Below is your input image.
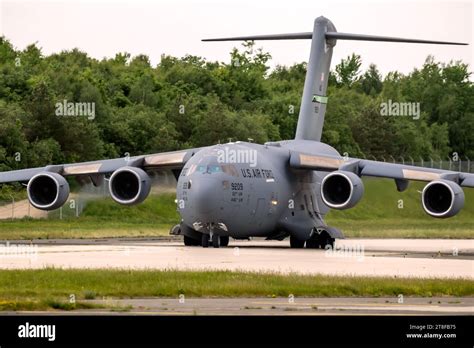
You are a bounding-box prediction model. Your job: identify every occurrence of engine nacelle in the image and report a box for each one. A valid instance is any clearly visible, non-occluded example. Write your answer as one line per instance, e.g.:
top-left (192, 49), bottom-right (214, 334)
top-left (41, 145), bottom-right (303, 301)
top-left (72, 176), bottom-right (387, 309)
top-left (27, 172), bottom-right (70, 210)
top-left (422, 180), bottom-right (464, 218)
top-left (321, 171), bottom-right (364, 210)
top-left (109, 167), bottom-right (151, 205)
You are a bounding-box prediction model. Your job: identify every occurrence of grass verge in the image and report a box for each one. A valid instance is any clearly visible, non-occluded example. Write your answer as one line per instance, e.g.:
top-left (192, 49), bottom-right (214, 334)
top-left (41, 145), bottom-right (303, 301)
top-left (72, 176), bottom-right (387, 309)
top-left (0, 269), bottom-right (472, 311)
top-left (0, 299), bottom-right (104, 311)
top-left (0, 180), bottom-right (473, 240)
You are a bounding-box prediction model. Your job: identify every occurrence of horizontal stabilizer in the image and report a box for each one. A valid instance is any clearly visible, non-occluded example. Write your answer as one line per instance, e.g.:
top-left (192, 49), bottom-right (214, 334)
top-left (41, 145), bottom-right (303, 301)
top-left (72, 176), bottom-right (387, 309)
top-left (326, 32), bottom-right (468, 45)
top-left (203, 32), bottom-right (467, 45)
top-left (202, 32), bottom-right (312, 41)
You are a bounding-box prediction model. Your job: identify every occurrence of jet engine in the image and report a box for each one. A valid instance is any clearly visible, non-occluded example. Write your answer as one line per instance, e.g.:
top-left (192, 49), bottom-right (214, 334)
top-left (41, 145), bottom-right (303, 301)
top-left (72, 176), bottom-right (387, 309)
top-left (422, 180), bottom-right (464, 218)
top-left (321, 171), bottom-right (364, 210)
top-left (27, 172), bottom-right (70, 210)
top-left (109, 167), bottom-right (151, 205)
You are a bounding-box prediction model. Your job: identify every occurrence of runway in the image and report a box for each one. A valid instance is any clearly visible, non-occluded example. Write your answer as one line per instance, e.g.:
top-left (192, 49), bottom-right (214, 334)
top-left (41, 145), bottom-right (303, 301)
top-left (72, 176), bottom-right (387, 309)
top-left (1, 238), bottom-right (473, 279)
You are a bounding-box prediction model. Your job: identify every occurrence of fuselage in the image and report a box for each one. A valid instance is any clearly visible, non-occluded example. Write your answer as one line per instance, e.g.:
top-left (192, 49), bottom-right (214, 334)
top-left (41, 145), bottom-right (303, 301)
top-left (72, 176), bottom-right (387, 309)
top-left (176, 140), bottom-right (341, 240)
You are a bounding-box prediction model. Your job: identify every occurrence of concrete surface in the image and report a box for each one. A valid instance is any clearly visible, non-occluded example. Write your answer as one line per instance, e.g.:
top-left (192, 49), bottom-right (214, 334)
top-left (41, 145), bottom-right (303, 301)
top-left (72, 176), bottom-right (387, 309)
top-left (1, 238), bottom-right (473, 279)
top-left (2, 297), bottom-right (472, 316)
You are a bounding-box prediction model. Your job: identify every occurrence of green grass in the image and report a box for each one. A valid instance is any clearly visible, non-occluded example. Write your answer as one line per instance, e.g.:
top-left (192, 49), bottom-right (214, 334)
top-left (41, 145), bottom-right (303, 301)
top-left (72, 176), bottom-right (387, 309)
top-left (0, 194), bottom-right (178, 239)
top-left (0, 220), bottom-right (172, 240)
top-left (0, 185), bottom-right (28, 205)
top-left (326, 179), bottom-right (474, 238)
top-left (0, 179), bottom-right (473, 239)
top-left (0, 299), bottom-right (104, 311)
top-left (328, 179), bottom-right (474, 220)
top-left (0, 269), bottom-right (472, 311)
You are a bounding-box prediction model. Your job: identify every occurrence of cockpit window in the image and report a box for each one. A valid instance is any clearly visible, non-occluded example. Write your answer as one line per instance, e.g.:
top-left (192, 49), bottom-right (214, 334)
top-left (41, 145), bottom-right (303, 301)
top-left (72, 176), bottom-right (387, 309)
top-left (196, 165), bottom-right (222, 174)
top-left (221, 164), bottom-right (239, 177)
top-left (196, 165), bottom-right (207, 173)
top-left (208, 165), bottom-right (222, 173)
top-left (185, 163), bottom-right (239, 177)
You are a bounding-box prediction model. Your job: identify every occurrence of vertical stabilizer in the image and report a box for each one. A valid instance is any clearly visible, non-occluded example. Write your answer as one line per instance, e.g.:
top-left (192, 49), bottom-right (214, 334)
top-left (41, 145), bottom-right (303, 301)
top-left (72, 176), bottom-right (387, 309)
top-left (294, 16), bottom-right (336, 141)
top-left (203, 17), bottom-right (467, 142)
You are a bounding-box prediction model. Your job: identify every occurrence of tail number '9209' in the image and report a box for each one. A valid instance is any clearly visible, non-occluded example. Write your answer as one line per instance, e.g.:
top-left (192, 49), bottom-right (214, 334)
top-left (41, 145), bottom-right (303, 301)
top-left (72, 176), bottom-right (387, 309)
top-left (231, 182), bottom-right (244, 203)
top-left (231, 183), bottom-right (243, 191)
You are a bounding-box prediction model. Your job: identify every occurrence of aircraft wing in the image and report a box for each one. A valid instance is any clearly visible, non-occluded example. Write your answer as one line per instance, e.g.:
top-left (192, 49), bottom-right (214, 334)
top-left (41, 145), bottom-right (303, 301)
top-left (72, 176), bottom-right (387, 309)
top-left (289, 151), bottom-right (474, 189)
top-left (0, 148), bottom-right (203, 184)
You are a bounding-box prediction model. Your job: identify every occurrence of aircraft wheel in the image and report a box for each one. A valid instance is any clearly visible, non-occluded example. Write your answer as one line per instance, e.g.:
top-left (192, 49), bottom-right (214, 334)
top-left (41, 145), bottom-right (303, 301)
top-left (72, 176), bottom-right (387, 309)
top-left (220, 236), bottom-right (229, 247)
top-left (170, 224), bottom-right (181, 236)
top-left (322, 236), bottom-right (335, 250)
top-left (212, 234), bottom-right (220, 248)
top-left (290, 235), bottom-right (305, 248)
top-left (305, 239), bottom-right (319, 249)
top-left (184, 235), bottom-right (200, 246)
top-left (201, 234), bottom-right (210, 248)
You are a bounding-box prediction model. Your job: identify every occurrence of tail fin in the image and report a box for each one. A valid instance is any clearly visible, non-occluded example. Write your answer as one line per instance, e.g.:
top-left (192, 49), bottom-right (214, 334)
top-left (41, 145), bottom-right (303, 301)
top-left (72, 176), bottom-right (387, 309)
top-left (203, 16), bottom-right (467, 142)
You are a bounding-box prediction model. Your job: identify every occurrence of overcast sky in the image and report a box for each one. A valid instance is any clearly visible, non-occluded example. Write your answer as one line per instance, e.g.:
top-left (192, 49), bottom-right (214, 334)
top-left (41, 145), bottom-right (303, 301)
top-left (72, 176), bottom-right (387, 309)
top-left (1, 0), bottom-right (472, 76)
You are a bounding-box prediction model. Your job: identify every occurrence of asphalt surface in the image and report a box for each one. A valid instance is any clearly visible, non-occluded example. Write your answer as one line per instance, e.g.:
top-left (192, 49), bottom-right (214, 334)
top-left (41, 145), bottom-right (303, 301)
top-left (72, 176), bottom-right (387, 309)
top-left (1, 238), bottom-right (473, 315)
top-left (1, 238), bottom-right (473, 278)
top-left (2, 297), bottom-right (473, 316)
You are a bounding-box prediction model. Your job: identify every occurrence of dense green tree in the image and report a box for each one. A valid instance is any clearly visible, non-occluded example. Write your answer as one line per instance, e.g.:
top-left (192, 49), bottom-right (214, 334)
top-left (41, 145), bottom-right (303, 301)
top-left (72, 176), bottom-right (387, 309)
top-left (0, 101), bottom-right (29, 170)
top-left (0, 36), bottom-right (471, 178)
top-left (359, 64), bottom-right (383, 96)
top-left (334, 53), bottom-right (362, 87)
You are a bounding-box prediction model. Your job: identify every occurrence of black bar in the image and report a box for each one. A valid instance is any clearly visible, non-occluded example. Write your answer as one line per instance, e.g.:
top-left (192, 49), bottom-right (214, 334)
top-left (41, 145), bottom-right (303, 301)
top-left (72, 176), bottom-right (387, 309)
top-left (0, 315), bottom-right (471, 346)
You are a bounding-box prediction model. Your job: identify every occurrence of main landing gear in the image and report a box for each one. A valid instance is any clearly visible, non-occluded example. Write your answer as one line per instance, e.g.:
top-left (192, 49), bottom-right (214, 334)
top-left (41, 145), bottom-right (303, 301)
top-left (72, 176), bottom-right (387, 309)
top-left (290, 231), bottom-right (335, 249)
top-left (290, 235), bottom-right (305, 248)
top-left (201, 234), bottom-right (229, 248)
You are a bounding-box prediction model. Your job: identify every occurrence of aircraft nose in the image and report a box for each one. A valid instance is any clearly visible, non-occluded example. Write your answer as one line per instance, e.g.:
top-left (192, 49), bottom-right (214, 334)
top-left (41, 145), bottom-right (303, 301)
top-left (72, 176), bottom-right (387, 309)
top-left (191, 177), bottom-right (220, 215)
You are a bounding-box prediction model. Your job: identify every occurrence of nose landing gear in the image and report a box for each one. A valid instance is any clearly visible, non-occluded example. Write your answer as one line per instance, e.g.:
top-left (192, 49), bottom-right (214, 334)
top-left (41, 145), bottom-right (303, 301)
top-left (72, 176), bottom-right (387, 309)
top-left (201, 233), bottom-right (210, 248)
top-left (201, 233), bottom-right (230, 248)
top-left (184, 235), bottom-right (201, 246)
top-left (219, 236), bottom-right (229, 247)
top-left (211, 234), bottom-right (220, 248)
top-left (201, 223), bottom-right (230, 248)
top-left (176, 223), bottom-right (231, 248)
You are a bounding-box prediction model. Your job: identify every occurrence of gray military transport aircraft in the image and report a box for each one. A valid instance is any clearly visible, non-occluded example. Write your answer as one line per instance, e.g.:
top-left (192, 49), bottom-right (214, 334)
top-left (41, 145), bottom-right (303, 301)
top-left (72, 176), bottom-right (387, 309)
top-left (0, 16), bottom-right (472, 248)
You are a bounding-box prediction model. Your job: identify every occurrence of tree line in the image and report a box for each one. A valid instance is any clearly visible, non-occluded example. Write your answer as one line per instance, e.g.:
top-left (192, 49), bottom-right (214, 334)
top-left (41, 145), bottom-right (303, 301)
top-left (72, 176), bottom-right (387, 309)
top-left (0, 38), bottom-right (472, 175)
